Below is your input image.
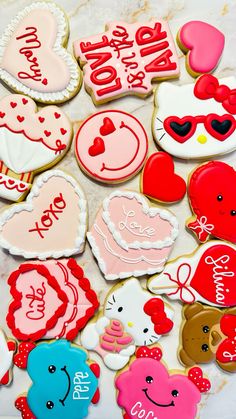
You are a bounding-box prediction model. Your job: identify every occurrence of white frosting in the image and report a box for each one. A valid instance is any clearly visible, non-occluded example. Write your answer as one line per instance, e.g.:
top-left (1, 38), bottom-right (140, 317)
top-left (0, 173), bottom-right (29, 201)
top-left (0, 330), bottom-right (13, 382)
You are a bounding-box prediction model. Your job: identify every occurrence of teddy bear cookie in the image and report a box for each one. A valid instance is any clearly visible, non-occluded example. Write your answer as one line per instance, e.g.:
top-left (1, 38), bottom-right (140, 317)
top-left (14, 340), bottom-right (100, 419)
top-left (0, 329), bottom-right (16, 386)
top-left (7, 259), bottom-right (99, 341)
top-left (87, 190), bottom-right (179, 279)
top-left (115, 345), bottom-right (211, 419)
top-left (81, 278), bottom-right (174, 370)
top-left (153, 74), bottom-right (236, 159)
top-left (0, 94), bottom-right (72, 201)
top-left (179, 302), bottom-right (236, 373)
top-left (75, 110), bottom-right (148, 183)
top-left (0, 2), bottom-right (81, 103)
top-left (186, 161), bottom-right (236, 244)
top-left (148, 241), bottom-right (236, 307)
top-left (73, 21), bottom-right (179, 104)
top-left (0, 169), bottom-right (87, 259)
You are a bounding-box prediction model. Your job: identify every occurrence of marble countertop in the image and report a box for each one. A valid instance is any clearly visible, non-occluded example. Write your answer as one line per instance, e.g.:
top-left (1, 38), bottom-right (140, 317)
top-left (0, 0), bottom-right (236, 418)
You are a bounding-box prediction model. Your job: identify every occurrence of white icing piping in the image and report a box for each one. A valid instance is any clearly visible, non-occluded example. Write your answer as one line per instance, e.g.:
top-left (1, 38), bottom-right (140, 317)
top-left (0, 169), bottom-right (87, 260)
top-left (0, 2), bottom-right (80, 103)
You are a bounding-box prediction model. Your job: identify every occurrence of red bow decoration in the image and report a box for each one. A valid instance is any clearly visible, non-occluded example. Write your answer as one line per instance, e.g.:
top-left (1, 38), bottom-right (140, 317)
top-left (144, 298), bottom-right (173, 335)
top-left (188, 367), bottom-right (211, 393)
top-left (165, 263), bottom-right (196, 304)
top-left (136, 345), bottom-right (162, 360)
top-left (194, 74), bottom-right (236, 114)
top-left (14, 341), bottom-right (36, 369)
top-left (15, 396), bottom-right (36, 419)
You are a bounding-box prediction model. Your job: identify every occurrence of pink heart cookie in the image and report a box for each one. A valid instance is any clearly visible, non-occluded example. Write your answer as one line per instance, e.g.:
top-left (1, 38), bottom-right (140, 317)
top-left (87, 190), bottom-right (178, 279)
top-left (0, 170), bottom-right (87, 259)
top-left (0, 2), bottom-right (81, 103)
top-left (177, 21), bottom-right (225, 77)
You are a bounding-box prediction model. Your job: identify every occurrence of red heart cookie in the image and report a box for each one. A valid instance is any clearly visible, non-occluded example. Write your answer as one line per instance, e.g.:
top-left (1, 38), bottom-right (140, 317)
top-left (141, 152), bottom-right (186, 203)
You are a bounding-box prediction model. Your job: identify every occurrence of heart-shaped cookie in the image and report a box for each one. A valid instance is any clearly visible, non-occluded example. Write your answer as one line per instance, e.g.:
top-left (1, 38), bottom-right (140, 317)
top-left (0, 2), bottom-right (81, 103)
top-left (87, 190), bottom-right (178, 279)
top-left (177, 21), bottom-right (225, 77)
top-left (0, 170), bottom-right (87, 259)
top-left (141, 152), bottom-right (186, 203)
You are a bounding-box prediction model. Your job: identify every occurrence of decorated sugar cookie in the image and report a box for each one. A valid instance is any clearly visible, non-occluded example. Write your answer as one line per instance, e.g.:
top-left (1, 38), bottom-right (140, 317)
top-left (177, 21), bottom-right (225, 77)
top-left (148, 241), bottom-right (236, 307)
top-left (153, 75), bottom-right (236, 159)
top-left (7, 259), bottom-right (99, 341)
top-left (116, 346), bottom-right (211, 419)
top-left (0, 94), bottom-right (72, 201)
top-left (74, 21), bottom-right (179, 104)
top-left (15, 340), bottom-right (100, 419)
top-left (141, 152), bottom-right (186, 203)
top-left (0, 329), bottom-right (16, 386)
top-left (81, 278), bottom-right (174, 370)
top-left (179, 303), bottom-right (236, 373)
top-left (0, 170), bottom-right (87, 259)
top-left (75, 110), bottom-right (148, 183)
top-left (87, 190), bottom-right (178, 280)
top-left (0, 2), bottom-right (81, 103)
top-left (186, 161), bottom-right (236, 244)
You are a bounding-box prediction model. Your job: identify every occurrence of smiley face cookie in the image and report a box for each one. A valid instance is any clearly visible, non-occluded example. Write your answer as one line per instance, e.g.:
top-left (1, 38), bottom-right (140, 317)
top-left (75, 111), bottom-right (148, 183)
top-left (153, 75), bottom-right (236, 159)
top-left (115, 346), bottom-right (211, 419)
top-left (15, 340), bottom-right (100, 419)
top-left (186, 161), bottom-right (236, 244)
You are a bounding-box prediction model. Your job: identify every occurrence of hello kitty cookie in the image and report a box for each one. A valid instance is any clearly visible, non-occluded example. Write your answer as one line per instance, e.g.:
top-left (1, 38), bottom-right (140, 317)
top-left (148, 241), bottom-right (236, 307)
top-left (153, 74), bottom-right (236, 159)
top-left (0, 94), bottom-right (72, 202)
top-left (0, 2), bottom-right (81, 103)
top-left (115, 346), bottom-right (211, 419)
top-left (186, 161), bottom-right (236, 244)
top-left (0, 329), bottom-right (16, 386)
top-left (81, 278), bottom-right (174, 370)
top-left (87, 190), bottom-right (179, 280)
top-left (73, 21), bottom-right (179, 104)
top-left (0, 169), bottom-right (87, 259)
top-left (7, 259), bottom-right (99, 341)
top-left (177, 21), bottom-right (225, 77)
top-left (75, 110), bottom-right (148, 183)
top-left (14, 340), bottom-right (100, 419)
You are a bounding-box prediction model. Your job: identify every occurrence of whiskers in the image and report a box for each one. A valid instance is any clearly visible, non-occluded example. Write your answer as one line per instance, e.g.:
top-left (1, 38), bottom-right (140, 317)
top-left (105, 293), bottom-right (116, 311)
top-left (155, 116), bottom-right (166, 141)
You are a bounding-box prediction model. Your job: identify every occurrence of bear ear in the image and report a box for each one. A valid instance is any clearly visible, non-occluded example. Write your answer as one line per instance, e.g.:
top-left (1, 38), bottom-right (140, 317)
top-left (225, 306), bottom-right (236, 316)
top-left (178, 347), bottom-right (195, 367)
top-left (183, 302), bottom-right (203, 320)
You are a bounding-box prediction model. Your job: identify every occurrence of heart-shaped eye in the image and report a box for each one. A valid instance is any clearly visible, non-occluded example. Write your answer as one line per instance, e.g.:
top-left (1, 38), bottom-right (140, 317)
top-left (206, 113), bottom-right (235, 141)
top-left (211, 119), bottom-right (232, 134)
top-left (164, 116), bottom-right (196, 143)
top-left (170, 121), bottom-right (192, 136)
top-left (89, 137), bottom-right (105, 157)
top-left (100, 117), bottom-right (116, 136)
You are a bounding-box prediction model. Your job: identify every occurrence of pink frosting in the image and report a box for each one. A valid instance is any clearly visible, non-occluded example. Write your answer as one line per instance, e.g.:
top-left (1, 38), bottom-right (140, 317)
top-left (116, 358), bottom-right (201, 419)
top-left (75, 110), bottom-right (148, 182)
top-left (179, 21), bottom-right (225, 74)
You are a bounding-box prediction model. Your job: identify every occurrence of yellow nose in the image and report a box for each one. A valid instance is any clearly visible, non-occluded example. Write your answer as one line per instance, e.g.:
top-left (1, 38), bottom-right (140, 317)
top-left (127, 322), bottom-right (133, 327)
top-left (197, 134), bottom-right (207, 144)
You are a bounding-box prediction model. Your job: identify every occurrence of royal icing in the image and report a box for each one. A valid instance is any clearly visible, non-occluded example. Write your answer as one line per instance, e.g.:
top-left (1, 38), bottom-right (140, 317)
top-left (148, 241), bottom-right (236, 307)
top-left (141, 152), bottom-right (186, 203)
top-left (153, 76), bottom-right (236, 159)
top-left (0, 2), bottom-right (81, 103)
top-left (186, 161), bottom-right (236, 244)
top-left (7, 259), bottom-right (99, 341)
top-left (81, 278), bottom-right (174, 370)
top-left (216, 314), bottom-right (236, 372)
top-left (177, 21), bottom-right (225, 76)
top-left (0, 94), bottom-right (72, 201)
top-left (87, 190), bottom-right (179, 280)
top-left (115, 346), bottom-right (210, 419)
top-left (0, 329), bottom-right (16, 386)
top-left (75, 110), bottom-right (148, 183)
top-left (73, 21), bottom-right (179, 103)
top-left (0, 170), bottom-right (87, 259)
top-left (15, 340), bottom-right (100, 419)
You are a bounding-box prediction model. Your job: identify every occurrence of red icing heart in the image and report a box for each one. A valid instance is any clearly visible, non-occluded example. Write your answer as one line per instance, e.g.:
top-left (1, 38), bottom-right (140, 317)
top-left (54, 112), bottom-right (61, 119)
top-left (22, 98), bottom-right (28, 105)
top-left (0, 112), bottom-right (5, 118)
top-left (44, 130), bottom-right (51, 137)
top-left (100, 117), bottom-right (116, 136)
top-left (60, 128), bottom-right (67, 135)
top-left (38, 116), bottom-right (45, 123)
top-left (10, 102), bottom-right (17, 108)
top-left (42, 78), bottom-right (48, 85)
top-left (14, 342), bottom-right (36, 369)
top-left (190, 244), bottom-right (236, 306)
top-left (8, 179), bottom-right (14, 185)
top-left (220, 314), bottom-right (236, 338)
top-left (89, 137), bottom-right (105, 156)
top-left (188, 367), bottom-right (211, 393)
top-left (142, 152), bottom-right (186, 203)
top-left (17, 115), bottom-right (24, 123)
top-left (216, 315), bottom-right (236, 366)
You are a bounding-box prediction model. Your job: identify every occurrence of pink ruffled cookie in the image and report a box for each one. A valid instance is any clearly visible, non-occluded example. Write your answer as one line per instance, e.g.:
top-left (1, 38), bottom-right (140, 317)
top-left (74, 21), bottom-right (179, 104)
top-left (0, 94), bottom-right (72, 201)
top-left (75, 110), bottom-right (148, 183)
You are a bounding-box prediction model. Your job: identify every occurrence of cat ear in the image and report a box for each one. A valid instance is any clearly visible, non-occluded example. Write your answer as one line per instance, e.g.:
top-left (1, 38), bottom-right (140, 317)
top-left (155, 82), bottom-right (181, 106)
top-left (121, 278), bottom-right (142, 293)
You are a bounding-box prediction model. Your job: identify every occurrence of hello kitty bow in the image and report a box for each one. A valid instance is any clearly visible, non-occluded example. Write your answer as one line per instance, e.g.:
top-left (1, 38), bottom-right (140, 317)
top-left (194, 74), bottom-right (236, 114)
